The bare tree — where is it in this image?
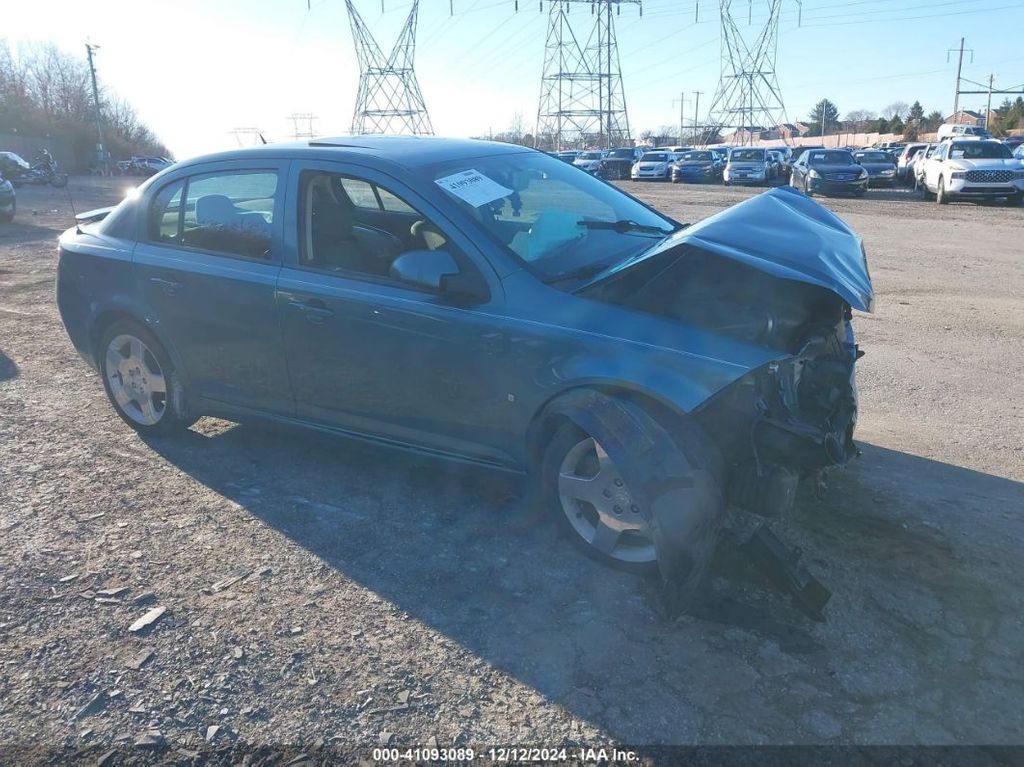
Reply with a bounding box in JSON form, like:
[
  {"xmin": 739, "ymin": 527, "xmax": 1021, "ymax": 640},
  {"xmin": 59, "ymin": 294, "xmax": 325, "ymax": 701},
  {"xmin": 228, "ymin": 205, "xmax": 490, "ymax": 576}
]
[{"xmin": 881, "ymin": 101, "xmax": 909, "ymax": 121}]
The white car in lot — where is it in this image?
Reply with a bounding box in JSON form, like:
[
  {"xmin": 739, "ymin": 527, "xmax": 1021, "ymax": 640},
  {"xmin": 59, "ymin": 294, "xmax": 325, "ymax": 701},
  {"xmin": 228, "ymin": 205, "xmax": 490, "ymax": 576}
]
[
  {"xmin": 572, "ymin": 151, "xmax": 604, "ymax": 175},
  {"xmin": 630, "ymin": 151, "xmax": 674, "ymax": 181},
  {"xmin": 724, "ymin": 147, "xmax": 770, "ymax": 185},
  {"xmin": 919, "ymin": 139, "xmax": 1024, "ymax": 205}
]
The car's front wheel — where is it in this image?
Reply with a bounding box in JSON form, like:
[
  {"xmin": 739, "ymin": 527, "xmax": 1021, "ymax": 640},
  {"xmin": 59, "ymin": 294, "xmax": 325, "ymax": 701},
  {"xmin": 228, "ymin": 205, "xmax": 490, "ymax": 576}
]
[
  {"xmin": 937, "ymin": 176, "xmax": 949, "ymax": 204},
  {"xmin": 803, "ymin": 177, "xmax": 814, "ymax": 197},
  {"xmin": 99, "ymin": 320, "xmax": 192, "ymax": 436}
]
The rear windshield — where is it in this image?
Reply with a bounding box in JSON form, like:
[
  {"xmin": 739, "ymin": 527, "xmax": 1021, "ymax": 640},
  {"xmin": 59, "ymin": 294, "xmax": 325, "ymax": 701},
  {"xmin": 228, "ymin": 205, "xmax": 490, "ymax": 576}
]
[
  {"xmin": 854, "ymin": 152, "xmax": 892, "ymax": 163},
  {"xmin": 949, "ymin": 142, "xmax": 1012, "ymax": 160},
  {"xmin": 730, "ymin": 149, "xmax": 764, "ymax": 162},
  {"xmin": 640, "ymin": 153, "xmax": 669, "ymax": 162},
  {"xmin": 808, "ymin": 151, "xmax": 855, "ymax": 165},
  {"xmin": 607, "ymin": 149, "xmax": 635, "ymax": 159}
]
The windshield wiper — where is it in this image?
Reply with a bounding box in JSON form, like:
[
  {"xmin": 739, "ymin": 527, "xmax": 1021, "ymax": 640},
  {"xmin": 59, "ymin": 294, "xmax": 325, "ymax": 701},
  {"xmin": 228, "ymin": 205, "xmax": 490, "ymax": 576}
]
[{"xmin": 576, "ymin": 219, "xmax": 673, "ymax": 235}]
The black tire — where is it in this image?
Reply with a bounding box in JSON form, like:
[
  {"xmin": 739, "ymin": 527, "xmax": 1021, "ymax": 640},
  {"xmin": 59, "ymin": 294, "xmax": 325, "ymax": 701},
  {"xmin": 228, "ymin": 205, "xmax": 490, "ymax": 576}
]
[
  {"xmin": 1007, "ymin": 193, "xmax": 1023, "ymax": 207},
  {"xmin": 98, "ymin": 319, "xmax": 193, "ymax": 436},
  {"xmin": 854, "ymin": 189, "xmax": 866, "ymax": 198},
  {"xmin": 803, "ymin": 177, "xmax": 814, "ymax": 197},
  {"xmin": 937, "ymin": 176, "xmax": 949, "ymax": 204},
  {"xmin": 0, "ymin": 198, "xmax": 12, "ymax": 223},
  {"xmin": 49, "ymin": 173, "xmax": 68, "ymax": 189}
]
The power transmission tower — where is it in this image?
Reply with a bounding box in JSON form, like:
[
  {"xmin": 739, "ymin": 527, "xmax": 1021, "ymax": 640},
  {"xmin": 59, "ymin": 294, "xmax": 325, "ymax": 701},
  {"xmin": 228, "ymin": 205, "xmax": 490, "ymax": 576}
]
[
  {"xmin": 346, "ymin": 0, "xmax": 433, "ymax": 135},
  {"xmin": 533, "ymin": 0, "xmax": 641, "ymax": 151},
  {"xmin": 289, "ymin": 112, "xmax": 318, "ymax": 140},
  {"xmin": 701, "ymin": 0, "xmax": 796, "ymax": 146}
]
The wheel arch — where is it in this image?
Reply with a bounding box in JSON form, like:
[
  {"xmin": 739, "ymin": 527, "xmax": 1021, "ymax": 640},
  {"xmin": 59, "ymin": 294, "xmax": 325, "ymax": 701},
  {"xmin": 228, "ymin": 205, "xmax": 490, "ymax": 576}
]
[
  {"xmin": 89, "ymin": 306, "xmax": 189, "ymax": 390},
  {"xmin": 524, "ymin": 382, "xmax": 695, "ymax": 474}
]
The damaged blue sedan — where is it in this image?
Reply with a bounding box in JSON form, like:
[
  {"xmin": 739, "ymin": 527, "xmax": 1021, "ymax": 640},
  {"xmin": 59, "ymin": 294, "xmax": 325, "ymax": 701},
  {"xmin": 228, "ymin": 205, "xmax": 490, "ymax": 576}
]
[{"xmin": 56, "ymin": 137, "xmax": 872, "ymax": 605}]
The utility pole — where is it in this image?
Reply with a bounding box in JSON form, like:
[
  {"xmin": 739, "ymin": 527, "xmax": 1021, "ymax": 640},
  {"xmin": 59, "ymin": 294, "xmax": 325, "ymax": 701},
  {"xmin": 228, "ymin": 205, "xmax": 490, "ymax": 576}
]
[
  {"xmin": 692, "ymin": 90, "xmax": 703, "ymax": 144},
  {"xmin": 85, "ymin": 42, "xmax": 107, "ymax": 175},
  {"xmin": 672, "ymin": 92, "xmax": 690, "ymax": 145},
  {"xmin": 947, "ymin": 38, "xmax": 973, "ymax": 124},
  {"xmin": 820, "ymin": 100, "xmax": 826, "ymax": 138},
  {"xmin": 985, "ymin": 73, "xmax": 994, "ymax": 130}
]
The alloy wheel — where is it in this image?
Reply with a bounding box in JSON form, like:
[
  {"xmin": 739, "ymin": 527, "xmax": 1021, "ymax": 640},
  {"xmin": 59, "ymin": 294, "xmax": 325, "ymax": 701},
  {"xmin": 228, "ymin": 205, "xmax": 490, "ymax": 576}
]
[
  {"xmin": 104, "ymin": 334, "xmax": 167, "ymax": 426},
  {"xmin": 557, "ymin": 437, "xmax": 656, "ymax": 564}
]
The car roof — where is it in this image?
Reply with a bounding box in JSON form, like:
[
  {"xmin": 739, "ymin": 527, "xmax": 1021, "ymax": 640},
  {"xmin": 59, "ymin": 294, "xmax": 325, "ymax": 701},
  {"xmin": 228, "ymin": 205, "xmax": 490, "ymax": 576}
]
[{"xmin": 172, "ymin": 136, "xmax": 532, "ymax": 173}]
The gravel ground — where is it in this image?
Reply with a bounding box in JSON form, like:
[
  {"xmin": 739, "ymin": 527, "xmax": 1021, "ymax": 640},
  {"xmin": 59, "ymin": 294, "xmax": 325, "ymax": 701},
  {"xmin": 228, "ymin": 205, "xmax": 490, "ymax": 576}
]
[{"xmin": 0, "ymin": 176, "xmax": 1022, "ymax": 757}]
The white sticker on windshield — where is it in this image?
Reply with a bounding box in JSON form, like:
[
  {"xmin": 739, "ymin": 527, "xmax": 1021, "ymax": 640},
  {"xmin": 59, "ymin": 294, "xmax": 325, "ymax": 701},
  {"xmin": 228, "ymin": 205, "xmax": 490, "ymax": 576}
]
[{"xmin": 435, "ymin": 169, "xmax": 513, "ymax": 207}]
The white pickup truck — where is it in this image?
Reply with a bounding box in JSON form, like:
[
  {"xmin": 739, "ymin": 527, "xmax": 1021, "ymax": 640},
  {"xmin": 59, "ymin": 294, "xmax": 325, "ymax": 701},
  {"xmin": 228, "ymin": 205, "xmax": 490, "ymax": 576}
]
[{"xmin": 919, "ymin": 139, "xmax": 1024, "ymax": 205}]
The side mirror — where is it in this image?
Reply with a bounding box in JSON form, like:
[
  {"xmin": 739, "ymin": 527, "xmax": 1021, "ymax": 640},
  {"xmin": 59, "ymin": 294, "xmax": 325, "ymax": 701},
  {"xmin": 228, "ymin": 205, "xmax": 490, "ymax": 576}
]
[{"xmin": 389, "ymin": 249, "xmax": 488, "ymax": 303}]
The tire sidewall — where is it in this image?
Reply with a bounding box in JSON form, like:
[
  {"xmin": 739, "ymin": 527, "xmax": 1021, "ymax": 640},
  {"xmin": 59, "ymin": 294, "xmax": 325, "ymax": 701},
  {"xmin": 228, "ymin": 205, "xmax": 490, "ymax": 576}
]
[{"xmin": 98, "ymin": 319, "xmax": 189, "ymax": 436}]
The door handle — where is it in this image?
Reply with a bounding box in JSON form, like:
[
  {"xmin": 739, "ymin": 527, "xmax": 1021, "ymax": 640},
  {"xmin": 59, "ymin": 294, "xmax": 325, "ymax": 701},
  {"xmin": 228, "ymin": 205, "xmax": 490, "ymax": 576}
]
[
  {"xmin": 149, "ymin": 276, "xmax": 183, "ymax": 295},
  {"xmin": 287, "ymin": 298, "xmax": 335, "ymax": 323}
]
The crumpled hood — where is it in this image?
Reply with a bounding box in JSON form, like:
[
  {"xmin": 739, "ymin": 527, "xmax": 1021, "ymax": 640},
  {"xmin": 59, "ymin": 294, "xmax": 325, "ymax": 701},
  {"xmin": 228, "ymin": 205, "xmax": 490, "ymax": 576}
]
[{"xmin": 588, "ymin": 186, "xmax": 874, "ymax": 312}]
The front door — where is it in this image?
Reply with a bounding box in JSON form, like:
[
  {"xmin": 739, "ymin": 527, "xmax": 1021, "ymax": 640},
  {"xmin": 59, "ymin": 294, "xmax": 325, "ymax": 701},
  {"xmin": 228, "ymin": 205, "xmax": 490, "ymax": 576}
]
[
  {"xmin": 276, "ymin": 163, "xmax": 510, "ymax": 464},
  {"xmin": 133, "ymin": 163, "xmax": 292, "ymax": 413}
]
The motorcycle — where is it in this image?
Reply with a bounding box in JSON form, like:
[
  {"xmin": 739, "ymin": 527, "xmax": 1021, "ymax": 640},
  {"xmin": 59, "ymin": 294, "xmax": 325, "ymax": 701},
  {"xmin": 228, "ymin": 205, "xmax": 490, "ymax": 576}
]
[{"xmin": 7, "ymin": 150, "xmax": 68, "ymax": 189}]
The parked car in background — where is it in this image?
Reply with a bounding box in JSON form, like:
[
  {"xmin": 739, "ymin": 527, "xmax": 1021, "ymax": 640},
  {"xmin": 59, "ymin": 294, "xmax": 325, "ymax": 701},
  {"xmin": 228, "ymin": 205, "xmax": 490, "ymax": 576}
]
[
  {"xmin": 936, "ymin": 124, "xmax": 991, "ymax": 141},
  {"xmin": 631, "ymin": 151, "xmax": 674, "ymax": 181},
  {"xmin": 766, "ymin": 146, "xmax": 793, "ymax": 180},
  {"xmin": 54, "ymin": 136, "xmax": 872, "ymax": 592},
  {"xmin": 600, "ymin": 148, "xmax": 642, "ymax": 180},
  {"xmin": 552, "ymin": 150, "xmax": 580, "ymax": 164},
  {"xmin": 896, "ymin": 143, "xmax": 927, "ymax": 183},
  {"xmin": 573, "ymin": 151, "xmax": 604, "ymax": 175},
  {"xmin": 724, "ymin": 147, "xmax": 771, "ymax": 185},
  {"xmin": 852, "ymin": 150, "xmax": 898, "ymax": 187},
  {"xmin": 912, "ymin": 144, "xmax": 940, "ymax": 189},
  {"xmin": 918, "ymin": 138, "xmax": 1024, "ymax": 205},
  {"xmin": 790, "ymin": 148, "xmax": 868, "ymax": 197},
  {"xmin": 130, "ymin": 157, "xmax": 174, "ymax": 177},
  {"xmin": 766, "ymin": 150, "xmax": 784, "ymax": 180},
  {"xmin": 671, "ymin": 150, "xmax": 723, "ymax": 183},
  {"xmin": 0, "ymin": 171, "xmax": 15, "ymax": 222},
  {"xmin": 1002, "ymin": 136, "xmax": 1024, "ymax": 152}
]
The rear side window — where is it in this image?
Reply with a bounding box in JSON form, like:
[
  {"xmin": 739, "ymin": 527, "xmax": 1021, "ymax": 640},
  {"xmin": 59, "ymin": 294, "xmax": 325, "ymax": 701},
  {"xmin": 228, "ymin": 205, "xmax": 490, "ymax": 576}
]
[
  {"xmin": 149, "ymin": 171, "xmax": 278, "ymax": 259},
  {"xmin": 186, "ymin": 171, "xmax": 278, "ymax": 259}
]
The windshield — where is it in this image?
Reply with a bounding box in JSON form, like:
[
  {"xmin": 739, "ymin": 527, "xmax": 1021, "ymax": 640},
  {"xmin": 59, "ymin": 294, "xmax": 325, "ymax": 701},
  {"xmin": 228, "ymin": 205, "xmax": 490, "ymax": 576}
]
[
  {"xmin": 425, "ymin": 152, "xmax": 677, "ymax": 284},
  {"xmin": 808, "ymin": 150, "xmax": 855, "ymax": 165},
  {"xmin": 640, "ymin": 153, "xmax": 669, "ymax": 162},
  {"xmin": 576, "ymin": 152, "xmax": 602, "ymax": 160},
  {"xmin": 730, "ymin": 149, "xmax": 764, "ymax": 162},
  {"xmin": 607, "ymin": 149, "xmax": 635, "ymax": 159},
  {"xmin": 854, "ymin": 152, "xmax": 892, "ymax": 163},
  {"xmin": 681, "ymin": 151, "xmax": 714, "ymax": 162},
  {"xmin": 950, "ymin": 142, "xmax": 1012, "ymax": 160}
]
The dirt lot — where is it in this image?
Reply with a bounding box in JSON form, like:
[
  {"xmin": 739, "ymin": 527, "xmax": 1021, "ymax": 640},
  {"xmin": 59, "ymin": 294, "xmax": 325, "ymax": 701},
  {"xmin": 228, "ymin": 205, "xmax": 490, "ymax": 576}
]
[{"xmin": 0, "ymin": 177, "xmax": 1022, "ymax": 756}]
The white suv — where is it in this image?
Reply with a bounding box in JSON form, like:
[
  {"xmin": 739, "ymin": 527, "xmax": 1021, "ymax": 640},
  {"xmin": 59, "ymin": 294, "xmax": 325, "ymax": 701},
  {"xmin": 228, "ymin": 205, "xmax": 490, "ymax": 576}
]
[{"xmin": 919, "ymin": 139, "xmax": 1024, "ymax": 205}]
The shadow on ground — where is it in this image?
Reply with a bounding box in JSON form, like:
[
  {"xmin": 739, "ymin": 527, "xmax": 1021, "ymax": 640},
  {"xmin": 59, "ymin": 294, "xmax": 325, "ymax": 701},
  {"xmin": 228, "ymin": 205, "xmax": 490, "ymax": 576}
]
[
  {"xmin": 0, "ymin": 349, "xmax": 17, "ymax": 382},
  {"xmin": 144, "ymin": 420, "xmax": 1024, "ymax": 742}
]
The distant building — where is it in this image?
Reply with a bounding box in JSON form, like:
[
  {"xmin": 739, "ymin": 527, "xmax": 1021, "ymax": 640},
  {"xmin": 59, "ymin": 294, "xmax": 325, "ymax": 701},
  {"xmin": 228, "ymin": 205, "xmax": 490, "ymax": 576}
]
[{"xmin": 945, "ymin": 109, "xmax": 997, "ymax": 128}]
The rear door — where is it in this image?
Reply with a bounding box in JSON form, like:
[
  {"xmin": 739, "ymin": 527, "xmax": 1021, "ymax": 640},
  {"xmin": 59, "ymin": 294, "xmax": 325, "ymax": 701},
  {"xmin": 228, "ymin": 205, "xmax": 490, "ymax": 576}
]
[{"xmin": 132, "ymin": 161, "xmax": 292, "ymax": 414}]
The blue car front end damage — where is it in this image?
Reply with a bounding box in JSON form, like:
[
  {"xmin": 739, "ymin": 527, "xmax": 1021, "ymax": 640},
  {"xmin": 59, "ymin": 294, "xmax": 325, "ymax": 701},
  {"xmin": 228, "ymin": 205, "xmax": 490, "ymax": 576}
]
[{"xmin": 579, "ymin": 186, "xmax": 873, "ymax": 519}]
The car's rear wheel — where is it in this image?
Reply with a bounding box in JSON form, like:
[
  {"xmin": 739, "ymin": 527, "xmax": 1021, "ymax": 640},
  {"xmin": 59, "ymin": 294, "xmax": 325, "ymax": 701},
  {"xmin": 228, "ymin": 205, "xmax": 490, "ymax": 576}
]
[{"xmin": 99, "ymin": 320, "xmax": 191, "ymax": 436}]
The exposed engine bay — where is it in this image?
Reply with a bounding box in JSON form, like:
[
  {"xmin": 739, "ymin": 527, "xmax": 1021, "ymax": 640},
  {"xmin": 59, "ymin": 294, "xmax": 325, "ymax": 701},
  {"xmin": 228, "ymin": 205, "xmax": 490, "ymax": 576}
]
[{"xmin": 581, "ymin": 241, "xmax": 864, "ymax": 520}]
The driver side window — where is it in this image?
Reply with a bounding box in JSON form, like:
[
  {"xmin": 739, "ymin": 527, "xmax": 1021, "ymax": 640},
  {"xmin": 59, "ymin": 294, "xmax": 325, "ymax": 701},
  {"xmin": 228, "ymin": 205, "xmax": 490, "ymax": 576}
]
[{"xmin": 298, "ymin": 170, "xmax": 451, "ymax": 282}]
